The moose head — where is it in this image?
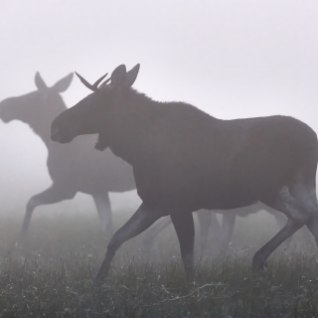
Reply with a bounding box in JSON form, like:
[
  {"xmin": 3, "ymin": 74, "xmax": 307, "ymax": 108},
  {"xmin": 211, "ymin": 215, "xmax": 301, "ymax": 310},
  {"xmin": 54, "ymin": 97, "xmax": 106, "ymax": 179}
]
[
  {"xmin": 51, "ymin": 64, "xmax": 140, "ymax": 149},
  {"xmin": 0, "ymin": 73, "xmax": 73, "ymax": 125}
]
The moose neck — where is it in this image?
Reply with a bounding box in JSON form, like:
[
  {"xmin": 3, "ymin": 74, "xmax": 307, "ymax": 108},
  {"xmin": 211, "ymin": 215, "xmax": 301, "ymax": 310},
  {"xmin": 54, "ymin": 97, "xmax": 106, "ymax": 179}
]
[
  {"xmin": 29, "ymin": 98, "xmax": 67, "ymax": 150},
  {"xmin": 31, "ymin": 121, "xmax": 60, "ymax": 148},
  {"xmin": 103, "ymin": 89, "xmax": 219, "ymax": 167},
  {"xmin": 96, "ymin": 91, "xmax": 150, "ymax": 165}
]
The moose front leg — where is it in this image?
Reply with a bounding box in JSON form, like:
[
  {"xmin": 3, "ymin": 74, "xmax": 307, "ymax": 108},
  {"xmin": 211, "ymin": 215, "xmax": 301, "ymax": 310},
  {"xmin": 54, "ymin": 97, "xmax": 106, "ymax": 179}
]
[
  {"xmin": 96, "ymin": 203, "xmax": 164, "ymax": 281},
  {"xmin": 18, "ymin": 184, "xmax": 76, "ymax": 244},
  {"xmin": 92, "ymin": 192, "xmax": 112, "ymax": 236},
  {"xmin": 141, "ymin": 216, "xmax": 172, "ymax": 257},
  {"xmin": 171, "ymin": 211, "xmax": 195, "ymax": 280}
]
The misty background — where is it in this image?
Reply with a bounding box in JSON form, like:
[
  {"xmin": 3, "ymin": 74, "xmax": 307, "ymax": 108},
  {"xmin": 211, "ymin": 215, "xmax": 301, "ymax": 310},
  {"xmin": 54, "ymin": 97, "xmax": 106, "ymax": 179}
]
[{"xmin": 1, "ymin": 0, "xmax": 318, "ymax": 219}]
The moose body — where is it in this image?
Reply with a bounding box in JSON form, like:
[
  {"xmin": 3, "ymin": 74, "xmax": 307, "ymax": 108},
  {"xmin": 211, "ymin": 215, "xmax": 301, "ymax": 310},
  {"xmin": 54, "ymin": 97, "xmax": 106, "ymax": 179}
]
[
  {"xmin": 107, "ymin": 99, "xmax": 314, "ymax": 211},
  {"xmin": 51, "ymin": 64, "xmax": 318, "ymax": 280}
]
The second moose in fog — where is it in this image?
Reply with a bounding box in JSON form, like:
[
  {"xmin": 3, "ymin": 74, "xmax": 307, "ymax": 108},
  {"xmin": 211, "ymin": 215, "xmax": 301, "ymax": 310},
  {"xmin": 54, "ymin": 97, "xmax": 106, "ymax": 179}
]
[{"xmin": 0, "ymin": 73, "xmax": 135, "ymax": 240}]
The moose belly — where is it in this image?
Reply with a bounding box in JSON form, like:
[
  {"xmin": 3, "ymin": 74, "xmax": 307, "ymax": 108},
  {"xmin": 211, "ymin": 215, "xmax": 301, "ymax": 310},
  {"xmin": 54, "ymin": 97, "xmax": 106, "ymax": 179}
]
[
  {"xmin": 134, "ymin": 159, "xmax": 287, "ymax": 211},
  {"xmin": 134, "ymin": 167, "xmax": 265, "ymax": 211}
]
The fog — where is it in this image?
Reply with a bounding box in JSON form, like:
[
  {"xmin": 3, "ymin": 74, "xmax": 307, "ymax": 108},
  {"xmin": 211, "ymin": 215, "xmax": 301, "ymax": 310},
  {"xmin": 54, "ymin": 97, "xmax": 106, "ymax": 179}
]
[{"xmin": 1, "ymin": 0, "xmax": 318, "ymax": 215}]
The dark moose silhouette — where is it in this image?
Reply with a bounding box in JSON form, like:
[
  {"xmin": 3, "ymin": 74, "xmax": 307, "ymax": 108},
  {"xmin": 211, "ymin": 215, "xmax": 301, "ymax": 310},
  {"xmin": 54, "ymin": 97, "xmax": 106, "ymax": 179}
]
[{"xmin": 51, "ymin": 64, "xmax": 318, "ymax": 280}]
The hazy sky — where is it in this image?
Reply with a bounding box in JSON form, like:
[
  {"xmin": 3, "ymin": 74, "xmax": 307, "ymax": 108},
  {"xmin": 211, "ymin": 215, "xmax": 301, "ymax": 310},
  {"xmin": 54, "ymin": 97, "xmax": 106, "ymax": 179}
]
[{"xmin": 1, "ymin": 0, "xmax": 318, "ymax": 212}]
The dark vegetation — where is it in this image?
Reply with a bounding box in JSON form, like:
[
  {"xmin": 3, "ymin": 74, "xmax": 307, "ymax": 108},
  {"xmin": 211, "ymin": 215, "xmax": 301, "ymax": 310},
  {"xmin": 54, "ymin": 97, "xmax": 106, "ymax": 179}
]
[{"xmin": 0, "ymin": 209, "xmax": 317, "ymax": 318}]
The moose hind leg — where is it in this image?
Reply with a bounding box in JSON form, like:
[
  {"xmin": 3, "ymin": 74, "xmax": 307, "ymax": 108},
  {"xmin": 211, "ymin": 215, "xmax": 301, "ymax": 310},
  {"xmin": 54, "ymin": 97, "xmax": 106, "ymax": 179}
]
[
  {"xmin": 290, "ymin": 183, "xmax": 318, "ymax": 244},
  {"xmin": 171, "ymin": 211, "xmax": 195, "ymax": 280},
  {"xmin": 254, "ymin": 188, "xmax": 308, "ymax": 270},
  {"xmin": 96, "ymin": 203, "xmax": 164, "ymax": 281},
  {"xmin": 253, "ymin": 219, "xmax": 304, "ymax": 270}
]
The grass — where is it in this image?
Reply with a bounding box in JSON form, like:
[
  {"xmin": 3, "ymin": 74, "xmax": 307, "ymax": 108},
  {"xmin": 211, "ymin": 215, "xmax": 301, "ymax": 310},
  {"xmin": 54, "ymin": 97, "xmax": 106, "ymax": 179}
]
[{"xmin": 0, "ymin": 210, "xmax": 317, "ymax": 317}]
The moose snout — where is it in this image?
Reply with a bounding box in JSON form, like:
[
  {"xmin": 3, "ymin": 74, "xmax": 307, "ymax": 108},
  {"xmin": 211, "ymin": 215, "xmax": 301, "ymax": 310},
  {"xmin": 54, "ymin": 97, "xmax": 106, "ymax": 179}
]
[{"xmin": 0, "ymin": 99, "xmax": 13, "ymax": 123}]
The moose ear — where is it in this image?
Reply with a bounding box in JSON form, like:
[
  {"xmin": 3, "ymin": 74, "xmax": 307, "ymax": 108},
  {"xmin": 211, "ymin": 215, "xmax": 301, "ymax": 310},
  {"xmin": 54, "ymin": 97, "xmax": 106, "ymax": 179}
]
[
  {"xmin": 125, "ymin": 64, "xmax": 140, "ymax": 88},
  {"xmin": 35, "ymin": 72, "xmax": 48, "ymax": 91},
  {"xmin": 111, "ymin": 64, "xmax": 127, "ymax": 87},
  {"xmin": 52, "ymin": 73, "xmax": 73, "ymax": 92}
]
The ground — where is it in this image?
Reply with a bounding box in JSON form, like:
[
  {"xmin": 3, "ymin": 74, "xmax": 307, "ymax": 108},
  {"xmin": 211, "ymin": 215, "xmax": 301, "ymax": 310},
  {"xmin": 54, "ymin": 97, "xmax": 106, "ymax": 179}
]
[{"xmin": 0, "ymin": 208, "xmax": 318, "ymax": 317}]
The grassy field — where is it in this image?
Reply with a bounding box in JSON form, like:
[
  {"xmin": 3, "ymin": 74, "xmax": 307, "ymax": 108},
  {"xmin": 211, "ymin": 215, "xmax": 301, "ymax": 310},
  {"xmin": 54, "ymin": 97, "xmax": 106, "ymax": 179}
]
[{"xmin": 0, "ymin": 209, "xmax": 318, "ymax": 317}]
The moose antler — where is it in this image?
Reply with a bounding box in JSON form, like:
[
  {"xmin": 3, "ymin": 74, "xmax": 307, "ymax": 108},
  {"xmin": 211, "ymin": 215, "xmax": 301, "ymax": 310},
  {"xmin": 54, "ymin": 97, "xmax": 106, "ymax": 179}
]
[{"xmin": 75, "ymin": 72, "xmax": 109, "ymax": 91}]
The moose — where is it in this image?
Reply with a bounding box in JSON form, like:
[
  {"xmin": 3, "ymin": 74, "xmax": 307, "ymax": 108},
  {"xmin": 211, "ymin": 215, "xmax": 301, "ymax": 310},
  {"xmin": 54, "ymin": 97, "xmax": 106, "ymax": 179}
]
[
  {"xmin": 0, "ymin": 73, "xmax": 135, "ymax": 241},
  {"xmin": 51, "ymin": 63, "xmax": 318, "ymax": 280},
  {"xmin": 0, "ymin": 72, "xmax": 227, "ymax": 251}
]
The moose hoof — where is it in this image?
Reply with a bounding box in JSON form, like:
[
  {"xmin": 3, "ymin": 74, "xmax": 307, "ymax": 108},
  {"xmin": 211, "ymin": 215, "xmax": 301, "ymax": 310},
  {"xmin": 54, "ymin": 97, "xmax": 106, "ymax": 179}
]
[{"xmin": 252, "ymin": 254, "xmax": 268, "ymax": 272}]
